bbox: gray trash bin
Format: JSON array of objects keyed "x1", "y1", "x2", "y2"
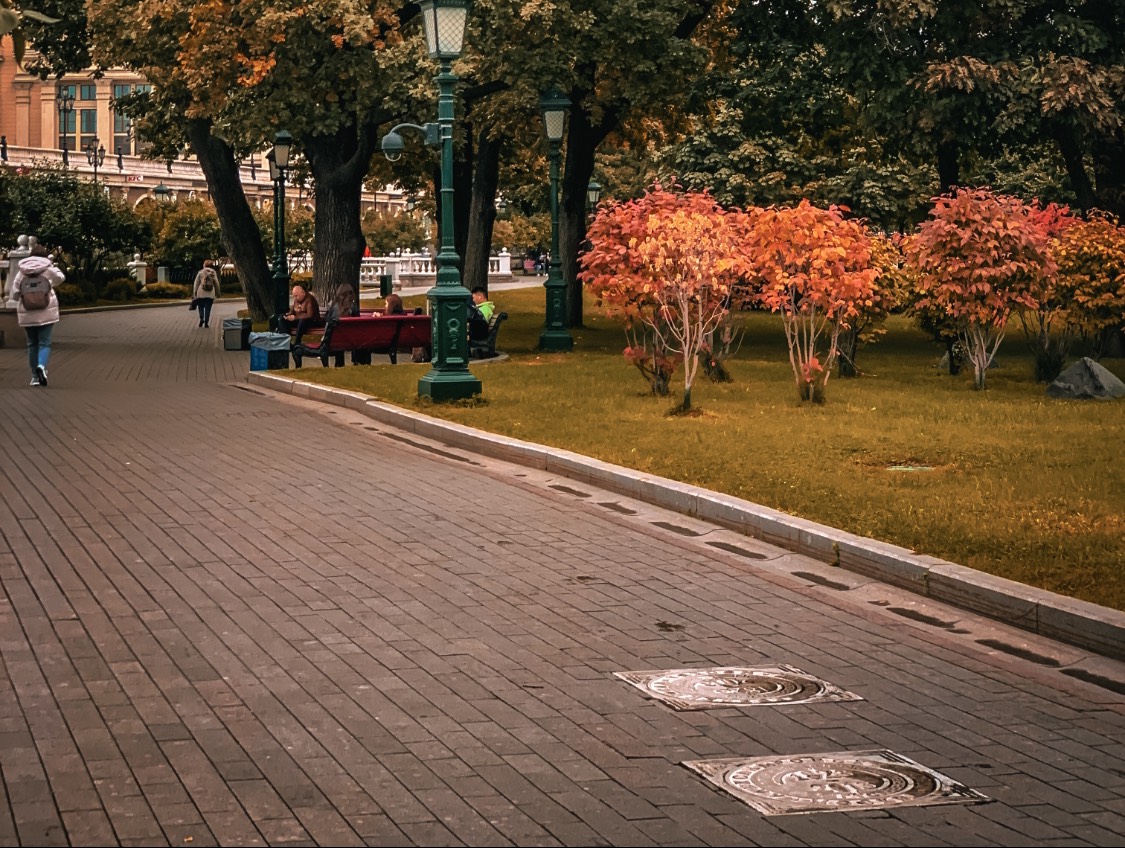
[
  {"x1": 249, "y1": 332, "x2": 290, "y2": 370},
  {"x1": 223, "y1": 317, "x2": 245, "y2": 351}
]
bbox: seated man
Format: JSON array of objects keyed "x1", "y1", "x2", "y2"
[
  {"x1": 277, "y1": 284, "x2": 321, "y2": 342},
  {"x1": 468, "y1": 287, "x2": 494, "y2": 341}
]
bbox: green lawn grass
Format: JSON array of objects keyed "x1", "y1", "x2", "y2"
[{"x1": 286, "y1": 287, "x2": 1125, "y2": 612}]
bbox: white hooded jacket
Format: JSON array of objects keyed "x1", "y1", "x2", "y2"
[{"x1": 12, "y1": 255, "x2": 65, "y2": 327}]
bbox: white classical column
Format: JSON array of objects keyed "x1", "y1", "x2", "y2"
[{"x1": 497, "y1": 248, "x2": 511, "y2": 276}]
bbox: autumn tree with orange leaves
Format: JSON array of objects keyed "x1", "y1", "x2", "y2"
[
  {"x1": 581, "y1": 186, "x2": 753, "y2": 412},
  {"x1": 905, "y1": 187, "x2": 1056, "y2": 390},
  {"x1": 745, "y1": 200, "x2": 878, "y2": 403}
]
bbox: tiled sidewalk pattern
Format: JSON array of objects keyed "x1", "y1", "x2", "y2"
[{"x1": 0, "y1": 301, "x2": 1123, "y2": 846}]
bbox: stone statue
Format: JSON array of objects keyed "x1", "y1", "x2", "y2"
[{"x1": 3, "y1": 235, "x2": 35, "y2": 307}]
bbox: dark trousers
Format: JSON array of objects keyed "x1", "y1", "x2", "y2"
[
  {"x1": 277, "y1": 316, "x2": 318, "y2": 343},
  {"x1": 197, "y1": 297, "x2": 215, "y2": 326}
]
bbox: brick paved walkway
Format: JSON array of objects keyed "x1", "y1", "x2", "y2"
[{"x1": 1, "y1": 302, "x2": 1124, "y2": 847}]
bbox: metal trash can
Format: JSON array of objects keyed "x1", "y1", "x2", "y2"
[
  {"x1": 379, "y1": 274, "x2": 394, "y2": 297},
  {"x1": 223, "y1": 317, "x2": 251, "y2": 351},
  {"x1": 249, "y1": 332, "x2": 291, "y2": 370}
]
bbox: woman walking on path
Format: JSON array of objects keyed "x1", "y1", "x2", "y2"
[
  {"x1": 192, "y1": 260, "x2": 221, "y2": 328},
  {"x1": 10, "y1": 244, "x2": 65, "y2": 387}
]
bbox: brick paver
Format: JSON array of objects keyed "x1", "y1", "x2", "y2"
[{"x1": 1, "y1": 301, "x2": 1124, "y2": 846}]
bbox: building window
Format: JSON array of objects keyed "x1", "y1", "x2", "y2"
[
  {"x1": 57, "y1": 97, "x2": 76, "y2": 152},
  {"x1": 79, "y1": 109, "x2": 97, "y2": 150},
  {"x1": 112, "y1": 84, "x2": 133, "y2": 154},
  {"x1": 79, "y1": 84, "x2": 97, "y2": 101}
]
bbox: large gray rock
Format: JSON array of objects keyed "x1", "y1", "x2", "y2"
[{"x1": 1046, "y1": 357, "x2": 1125, "y2": 399}]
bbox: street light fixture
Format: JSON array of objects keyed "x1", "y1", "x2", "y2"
[
  {"x1": 267, "y1": 129, "x2": 294, "y2": 324},
  {"x1": 537, "y1": 87, "x2": 574, "y2": 351},
  {"x1": 57, "y1": 86, "x2": 75, "y2": 167},
  {"x1": 380, "y1": 0, "x2": 480, "y2": 401},
  {"x1": 85, "y1": 137, "x2": 106, "y2": 188},
  {"x1": 153, "y1": 182, "x2": 172, "y2": 202},
  {"x1": 586, "y1": 180, "x2": 602, "y2": 210}
]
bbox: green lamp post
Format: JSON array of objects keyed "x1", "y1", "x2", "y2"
[
  {"x1": 267, "y1": 130, "x2": 293, "y2": 323},
  {"x1": 537, "y1": 88, "x2": 574, "y2": 351},
  {"x1": 381, "y1": 0, "x2": 480, "y2": 401},
  {"x1": 57, "y1": 86, "x2": 74, "y2": 167}
]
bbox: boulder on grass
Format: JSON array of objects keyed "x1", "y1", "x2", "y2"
[{"x1": 1046, "y1": 357, "x2": 1125, "y2": 399}]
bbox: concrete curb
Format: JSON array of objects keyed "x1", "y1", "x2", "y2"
[{"x1": 248, "y1": 371, "x2": 1125, "y2": 662}]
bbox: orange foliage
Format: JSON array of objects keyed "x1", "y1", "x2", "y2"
[
  {"x1": 581, "y1": 185, "x2": 754, "y2": 409},
  {"x1": 743, "y1": 199, "x2": 877, "y2": 401},
  {"x1": 905, "y1": 187, "x2": 1056, "y2": 389}
]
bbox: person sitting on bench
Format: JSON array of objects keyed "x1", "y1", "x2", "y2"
[
  {"x1": 277, "y1": 283, "x2": 321, "y2": 343},
  {"x1": 468, "y1": 287, "x2": 494, "y2": 341},
  {"x1": 382, "y1": 292, "x2": 405, "y2": 315}
]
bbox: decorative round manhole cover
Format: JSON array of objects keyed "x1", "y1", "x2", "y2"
[
  {"x1": 684, "y1": 750, "x2": 989, "y2": 815},
  {"x1": 614, "y1": 665, "x2": 862, "y2": 710}
]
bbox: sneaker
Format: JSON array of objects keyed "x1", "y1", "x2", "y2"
[
  {"x1": 30, "y1": 377, "x2": 40, "y2": 386},
  {"x1": 35, "y1": 365, "x2": 48, "y2": 387}
]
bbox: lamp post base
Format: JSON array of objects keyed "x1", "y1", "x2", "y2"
[
  {"x1": 537, "y1": 330, "x2": 574, "y2": 351},
  {"x1": 418, "y1": 283, "x2": 482, "y2": 402},
  {"x1": 418, "y1": 370, "x2": 483, "y2": 401}
]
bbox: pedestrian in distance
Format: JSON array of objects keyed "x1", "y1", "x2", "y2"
[
  {"x1": 192, "y1": 260, "x2": 221, "y2": 328},
  {"x1": 11, "y1": 244, "x2": 65, "y2": 387}
]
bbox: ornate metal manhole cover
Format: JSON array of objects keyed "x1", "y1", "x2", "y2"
[
  {"x1": 684, "y1": 750, "x2": 988, "y2": 816},
  {"x1": 614, "y1": 665, "x2": 863, "y2": 710}
]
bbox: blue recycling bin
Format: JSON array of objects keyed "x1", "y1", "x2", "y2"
[{"x1": 249, "y1": 332, "x2": 290, "y2": 370}]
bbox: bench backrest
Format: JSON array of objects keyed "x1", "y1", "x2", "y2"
[{"x1": 321, "y1": 314, "x2": 432, "y2": 353}]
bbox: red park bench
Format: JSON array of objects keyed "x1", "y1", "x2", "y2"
[{"x1": 290, "y1": 313, "x2": 432, "y2": 368}]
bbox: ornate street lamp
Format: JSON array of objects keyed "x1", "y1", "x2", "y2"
[
  {"x1": 586, "y1": 180, "x2": 602, "y2": 210},
  {"x1": 84, "y1": 137, "x2": 106, "y2": 188},
  {"x1": 153, "y1": 182, "x2": 172, "y2": 203},
  {"x1": 380, "y1": 0, "x2": 480, "y2": 401},
  {"x1": 267, "y1": 129, "x2": 294, "y2": 323},
  {"x1": 57, "y1": 86, "x2": 74, "y2": 167},
  {"x1": 537, "y1": 87, "x2": 573, "y2": 351}
]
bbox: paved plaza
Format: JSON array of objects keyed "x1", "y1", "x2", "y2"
[{"x1": 1, "y1": 299, "x2": 1124, "y2": 847}]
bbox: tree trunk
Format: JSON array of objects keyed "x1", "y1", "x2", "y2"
[
  {"x1": 463, "y1": 130, "x2": 501, "y2": 295},
  {"x1": 304, "y1": 124, "x2": 370, "y2": 306},
  {"x1": 1092, "y1": 128, "x2": 1125, "y2": 219},
  {"x1": 837, "y1": 327, "x2": 859, "y2": 378},
  {"x1": 453, "y1": 149, "x2": 473, "y2": 276},
  {"x1": 936, "y1": 140, "x2": 960, "y2": 193},
  {"x1": 1051, "y1": 122, "x2": 1097, "y2": 215},
  {"x1": 561, "y1": 97, "x2": 603, "y2": 328},
  {"x1": 186, "y1": 120, "x2": 273, "y2": 321}
]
